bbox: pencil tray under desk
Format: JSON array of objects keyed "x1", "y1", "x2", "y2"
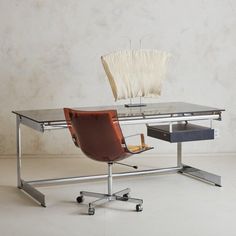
[{"x1": 147, "y1": 123, "x2": 214, "y2": 143}]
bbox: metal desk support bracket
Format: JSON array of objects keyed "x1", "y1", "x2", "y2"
[
  {"x1": 176, "y1": 142, "x2": 221, "y2": 186},
  {"x1": 16, "y1": 116, "x2": 46, "y2": 207}
]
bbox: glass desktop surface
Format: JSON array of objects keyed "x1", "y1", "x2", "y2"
[{"x1": 12, "y1": 102, "x2": 224, "y2": 123}]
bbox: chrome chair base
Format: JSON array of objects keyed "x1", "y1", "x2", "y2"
[{"x1": 77, "y1": 188, "x2": 143, "y2": 215}]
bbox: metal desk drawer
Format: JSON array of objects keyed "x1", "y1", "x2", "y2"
[{"x1": 147, "y1": 123, "x2": 214, "y2": 143}]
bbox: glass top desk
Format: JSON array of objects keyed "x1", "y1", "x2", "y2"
[{"x1": 13, "y1": 102, "x2": 225, "y2": 207}]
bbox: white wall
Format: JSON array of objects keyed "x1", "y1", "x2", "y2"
[{"x1": 0, "y1": 0, "x2": 235, "y2": 156}]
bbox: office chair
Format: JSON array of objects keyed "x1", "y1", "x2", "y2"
[{"x1": 64, "y1": 108, "x2": 153, "y2": 215}]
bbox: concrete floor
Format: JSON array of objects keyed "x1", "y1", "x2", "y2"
[{"x1": 0, "y1": 155, "x2": 236, "y2": 236}]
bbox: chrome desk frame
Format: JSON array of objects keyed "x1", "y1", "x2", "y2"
[{"x1": 15, "y1": 104, "x2": 223, "y2": 207}]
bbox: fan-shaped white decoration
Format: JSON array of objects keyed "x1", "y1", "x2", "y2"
[{"x1": 101, "y1": 49, "x2": 170, "y2": 101}]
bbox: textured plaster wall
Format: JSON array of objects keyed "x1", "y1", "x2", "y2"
[{"x1": 0, "y1": 0, "x2": 235, "y2": 156}]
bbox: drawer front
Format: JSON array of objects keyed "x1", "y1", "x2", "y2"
[{"x1": 147, "y1": 124, "x2": 214, "y2": 143}]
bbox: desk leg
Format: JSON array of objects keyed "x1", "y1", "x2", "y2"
[
  {"x1": 16, "y1": 116, "x2": 22, "y2": 188},
  {"x1": 177, "y1": 142, "x2": 183, "y2": 168},
  {"x1": 177, "y1": 142, "x2": 221, "y2": 186},
  {"x1": 16, "y1": 115, "x2": 46, "y2": 207},
  {"x1": 180, "y1": 165, "x2": 221, "y2": 186}
]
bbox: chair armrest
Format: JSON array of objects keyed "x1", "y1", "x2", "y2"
[
  {"x1": 124, "y1": 133, "x2": 145, "y2": 148},
  {"x1": 124, "y1": 133, "x2": 149, "y2": 154}
]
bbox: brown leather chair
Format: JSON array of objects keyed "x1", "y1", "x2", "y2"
[{"x1": 64, "y1": 108, "x2": 153, "y2": 215}]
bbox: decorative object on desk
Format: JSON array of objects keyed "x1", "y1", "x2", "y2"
[
  {"x1": 101, "y1": 49, "x2": 170, "y2": 107},
  {"x1": 64, "y1": 108, "x2": 153, "y2": 215}
]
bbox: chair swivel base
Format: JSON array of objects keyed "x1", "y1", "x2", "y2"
[{"x1": 76, "y1": 188, "x2": 143, "y2": 215}]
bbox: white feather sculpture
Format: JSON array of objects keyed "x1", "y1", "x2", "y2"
[{"x1": 101, "y1": 49, "x2": 170, "y2": 101}]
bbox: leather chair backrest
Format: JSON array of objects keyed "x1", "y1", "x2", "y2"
[
  {"x1": 64, "y1": 108, "x2": 127, "y2": 162},
  {"x1": 64, "y1": 108, "x2": 80, "y2": 147}
]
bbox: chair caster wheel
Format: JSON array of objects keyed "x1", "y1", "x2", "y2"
[
  {"x1": 122, "y1": 193, "x2": 129, "y2": 201},
  {"x1": 88, "y1": 207, "x2": 95, "y2": 215},
  {"x1": 76, "y1": 196, "x2": 84, "y2": 203},
  {"x1": 136, "y1": 204, "x2": 143, "y2": 212}
]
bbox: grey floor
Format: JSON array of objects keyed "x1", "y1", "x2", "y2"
[{"x1": 1, "y1": 155, "x2": 236, "y2": 236}]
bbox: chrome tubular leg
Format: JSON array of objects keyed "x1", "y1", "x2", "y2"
[
  {"x1": 16, "y1": 115, "x2": 46, "y2": 207},
  {"x1": 180, "y1": 165, "x2": 221, "y2": 187},
  {"x1": 89, "y1": 197, "x2": 110, "y2": 208},
  {"x1": 16, "y1": 116, "x2": 22, "y2": 188},
  {"x1": 177, "y1": 142, "x2": 221, "y2": 186},
  {"x1": 113, "y1": 188, "x2": 130, "y2": 196},
  {"x1": 108, "y1": 162, "x2": 113, "y2": 196},
  {"x1": 116, "y1": 196, "x2": 143, "y2": 204},
  {"x1": 177, "y1": 142, "x2": 183, "y2": 168},
  {"x1": 21, "y1": 181, "x2": 46, "y2": 207},
  {"x1": 80, "y1": 191, "x2": 107, "y2": 199}
]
